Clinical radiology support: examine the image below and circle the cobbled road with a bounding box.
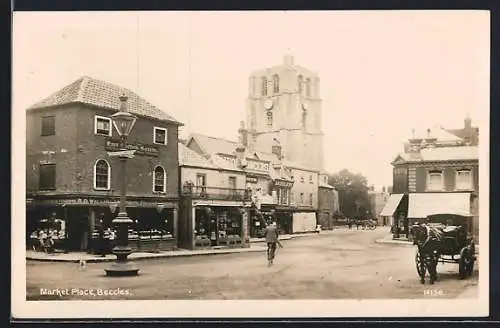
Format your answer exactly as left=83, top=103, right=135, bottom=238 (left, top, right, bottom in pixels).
left=26, top=229, right=478, bottom=300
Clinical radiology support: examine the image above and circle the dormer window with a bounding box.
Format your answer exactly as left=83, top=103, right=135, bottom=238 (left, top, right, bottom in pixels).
left=427, top=170, right=444, bottom=191
left=456, top=169, right=472, bottom=190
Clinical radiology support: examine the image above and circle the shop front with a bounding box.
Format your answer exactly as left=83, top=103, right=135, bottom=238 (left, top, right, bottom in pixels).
left=193, top=204, right=248, bottom=248
left=26, top=195, right=178, bottom=254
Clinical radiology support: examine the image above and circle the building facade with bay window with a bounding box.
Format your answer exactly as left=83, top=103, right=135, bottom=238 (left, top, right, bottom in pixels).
left=381, top=118, right=479, bottom=240
left=26, top=76, right=183, bottom=253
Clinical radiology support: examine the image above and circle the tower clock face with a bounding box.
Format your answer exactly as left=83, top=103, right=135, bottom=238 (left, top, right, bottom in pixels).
left=264, top=99, right=273, bottom=110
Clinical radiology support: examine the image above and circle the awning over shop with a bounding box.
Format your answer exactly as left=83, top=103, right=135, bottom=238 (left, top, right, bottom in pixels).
left=380, top=194, right=404, bottom=217
left=408, top=193, right=471, bottom=218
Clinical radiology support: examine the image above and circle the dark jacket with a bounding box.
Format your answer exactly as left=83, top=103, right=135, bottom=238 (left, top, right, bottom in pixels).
left=264, top=225, right=279, bottom=243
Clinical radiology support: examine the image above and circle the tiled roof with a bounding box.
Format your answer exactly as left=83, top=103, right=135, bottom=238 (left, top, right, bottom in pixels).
left=178, top=143, right=219, bottom=169
left=284, top=159, right=319, bottom=172
left=189, top=133, right=241, bottom=157
left=447, top=127, right=479, bottom=146
left=189, top=134, right=277, bottom=162
left=28, top=76, right=182, bottom=125
left=399, top=145, right=478, bottom=163
left=411, top=126, right=464, bottom=143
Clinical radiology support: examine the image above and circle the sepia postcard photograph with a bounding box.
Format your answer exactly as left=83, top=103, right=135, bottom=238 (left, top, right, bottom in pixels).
left=12, top=9, right=490, bottom=319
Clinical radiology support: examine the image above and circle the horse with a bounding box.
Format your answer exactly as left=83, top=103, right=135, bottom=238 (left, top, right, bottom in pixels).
left=411, top=224, right=444, bottom=284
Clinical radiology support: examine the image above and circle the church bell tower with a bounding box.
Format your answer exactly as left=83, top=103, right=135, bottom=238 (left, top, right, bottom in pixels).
left=245, top=55, right=324, bottom=171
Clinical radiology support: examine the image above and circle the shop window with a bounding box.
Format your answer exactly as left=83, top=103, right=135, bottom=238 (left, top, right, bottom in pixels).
left=194, top=208, right=211, bottom=242
left=273, top=74, right=280, bottom=93
left=132, top=209, right=174, bottom=241
left=94, top=159, right=111, bottom=190
left=456, top=169, right=472, bottom=190
left=95, top=115, right=112, bottom=136
left=39, top=164, right=56, bottom=190
left=427, top=170, right=444, bottom=191
left=153, top=166, right=166, bottom=193
left=154, top=127, right=168, bottom=145
left=41, top=116, right=55, bottom=136
left=217, top=209, right=242, bottom=243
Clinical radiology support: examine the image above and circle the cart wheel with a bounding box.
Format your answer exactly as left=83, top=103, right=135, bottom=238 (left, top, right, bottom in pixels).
left=415, top=249, right=426, bottom=283
left=459, top=247, right=471, bottom=279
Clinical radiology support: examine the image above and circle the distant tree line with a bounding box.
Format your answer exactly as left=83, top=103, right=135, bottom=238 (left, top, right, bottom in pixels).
left=327, top=169, right=374, bottom=220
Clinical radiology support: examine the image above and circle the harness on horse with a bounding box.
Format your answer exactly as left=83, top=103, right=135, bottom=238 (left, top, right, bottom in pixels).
left=419, top=224, right=443, bottom=250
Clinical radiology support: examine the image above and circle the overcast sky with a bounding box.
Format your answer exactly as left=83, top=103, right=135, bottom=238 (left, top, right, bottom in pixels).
left=13, top=11, right=489, bottom=189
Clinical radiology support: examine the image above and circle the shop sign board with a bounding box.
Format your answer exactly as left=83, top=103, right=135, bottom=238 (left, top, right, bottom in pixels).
left=274, top=179, right=293, bottom=188
left=105, top=139, right=159, bottom=157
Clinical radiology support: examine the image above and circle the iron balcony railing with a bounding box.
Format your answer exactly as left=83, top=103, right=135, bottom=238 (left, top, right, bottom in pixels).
left=182, top=185, right=252, bottom=201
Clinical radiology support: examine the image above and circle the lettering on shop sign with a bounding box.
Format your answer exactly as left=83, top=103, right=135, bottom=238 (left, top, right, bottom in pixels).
left=274, top=180, right=293, bottom=188
left=246, top=176, right=258, bottom=184
left=39, top=198, right=159, bottom=207
left=105, top=139, right=159, bottom=157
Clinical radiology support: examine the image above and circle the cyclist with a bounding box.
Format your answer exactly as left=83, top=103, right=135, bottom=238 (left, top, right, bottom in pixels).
left=264, top=221, right=282, bottom=266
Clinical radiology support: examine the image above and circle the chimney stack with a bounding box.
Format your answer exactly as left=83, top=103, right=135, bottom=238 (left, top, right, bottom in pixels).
left=238, top=121, right=248, bottom=147
left=424, top=128, right=437, bottom=147
left=283, top=54, right=295, bottom=66
left=271, top=138, right=282, bottom=160
left=464, top=114, right=473, bottom=144
left=408, top=128, right=423, bottom=158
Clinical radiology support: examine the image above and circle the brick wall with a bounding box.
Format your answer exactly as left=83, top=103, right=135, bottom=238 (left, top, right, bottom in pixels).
left=26, top=104, right=180, bottom=199
left=414, top=163, right=479, bottom=192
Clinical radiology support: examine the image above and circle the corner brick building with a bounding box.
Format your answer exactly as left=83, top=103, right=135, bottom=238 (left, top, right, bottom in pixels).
left=26, top=76, right=183, bottom=251
left=381, top=117, right=479, bottom=239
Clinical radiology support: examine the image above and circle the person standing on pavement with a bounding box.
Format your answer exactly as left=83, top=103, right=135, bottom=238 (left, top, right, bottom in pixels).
left=97, top=214, right=106, bottom=257
left=264, top=221, right=282, bottom=266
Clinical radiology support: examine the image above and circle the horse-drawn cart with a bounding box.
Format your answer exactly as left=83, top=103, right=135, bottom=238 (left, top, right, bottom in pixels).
left=413, top=213, right=476, bottom=284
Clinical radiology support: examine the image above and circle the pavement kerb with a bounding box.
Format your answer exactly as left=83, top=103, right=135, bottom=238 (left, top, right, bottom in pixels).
left=26, top=247, right=267, bottom=263
left=374, top=237, right=414, bottom=246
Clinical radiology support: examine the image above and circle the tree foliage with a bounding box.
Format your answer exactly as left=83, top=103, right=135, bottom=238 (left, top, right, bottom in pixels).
left=328, top=169, right=373, bottom=219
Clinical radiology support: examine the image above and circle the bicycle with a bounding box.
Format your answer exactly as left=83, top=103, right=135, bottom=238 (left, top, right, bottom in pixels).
left=266, top=240, right=283, bottom=266
left=267, top=242, right=276, bottom=265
